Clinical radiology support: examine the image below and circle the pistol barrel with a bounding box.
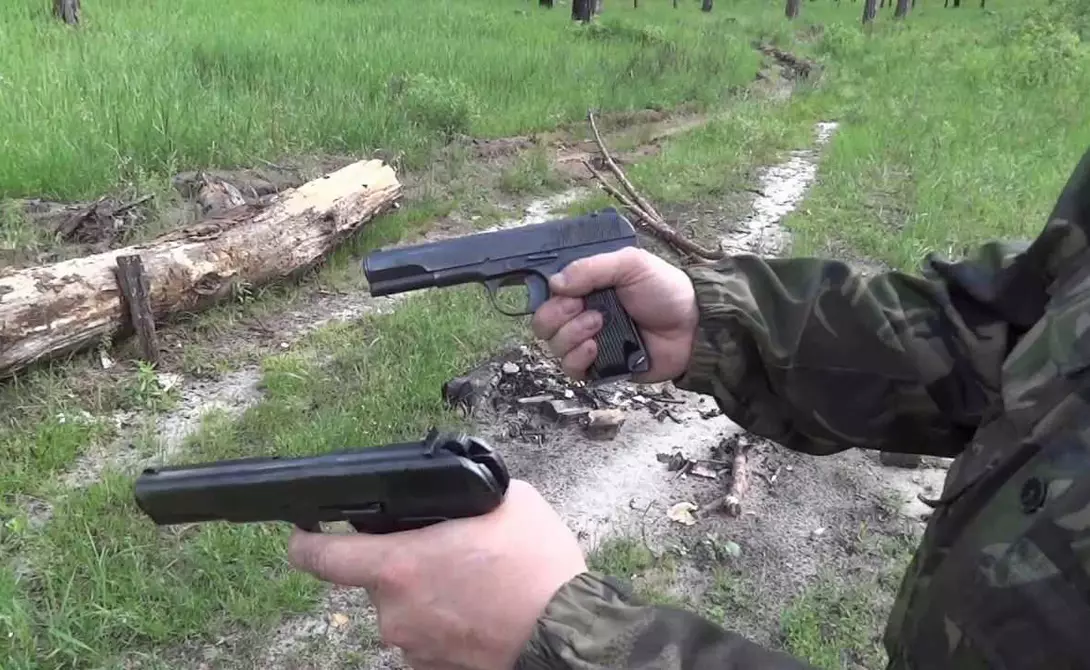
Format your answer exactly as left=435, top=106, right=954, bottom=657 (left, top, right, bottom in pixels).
left=362, top=208, right=639, bottom=298
left=133, top=435, right=509, bottom=532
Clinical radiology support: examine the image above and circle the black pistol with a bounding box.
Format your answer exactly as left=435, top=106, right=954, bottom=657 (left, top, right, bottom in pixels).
left=133, top=430, right=509, bottom=534
left=362, top=208, right=651, bottom=385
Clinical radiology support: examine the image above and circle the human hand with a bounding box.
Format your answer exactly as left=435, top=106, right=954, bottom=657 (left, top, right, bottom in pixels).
left=287, top=480, right=587, bottom=670
left=532, top=247, right=699, bottom=382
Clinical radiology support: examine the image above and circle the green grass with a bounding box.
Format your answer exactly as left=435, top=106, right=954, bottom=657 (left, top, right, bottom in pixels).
left=775, top=0, right=1090, bottom=269
left=587, top=535, right=686, bottom=607
left=0, top=0, right=761, bottom=200
left=780, top=572, right=889, bottom=670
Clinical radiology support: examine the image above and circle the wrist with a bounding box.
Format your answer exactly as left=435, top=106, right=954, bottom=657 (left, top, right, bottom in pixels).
left=672, top=268, right=727, bottom=396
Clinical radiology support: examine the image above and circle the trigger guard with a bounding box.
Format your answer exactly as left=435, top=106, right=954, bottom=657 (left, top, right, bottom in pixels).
left=524, top=274, right=551, bottom=312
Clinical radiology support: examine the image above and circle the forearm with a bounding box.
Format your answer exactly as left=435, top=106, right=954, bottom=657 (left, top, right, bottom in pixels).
left=516, top=573, right=814, bottom=670
left=675, top=250, right=1023, bottom=458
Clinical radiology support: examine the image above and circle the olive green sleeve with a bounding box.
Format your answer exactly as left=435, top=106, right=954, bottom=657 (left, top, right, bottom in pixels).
left=516, top=573, right=816, bottom=670
left=674, top=244, right=1036, bottom=458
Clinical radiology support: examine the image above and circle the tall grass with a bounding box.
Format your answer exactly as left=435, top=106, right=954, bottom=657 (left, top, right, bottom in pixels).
left=774, top=0, right=1090, bottom=268
left=0, top=0, right=760, bottom=199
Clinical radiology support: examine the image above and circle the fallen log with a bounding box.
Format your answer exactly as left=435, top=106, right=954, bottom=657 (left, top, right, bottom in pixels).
left=0, top=159, right=401, bottom=378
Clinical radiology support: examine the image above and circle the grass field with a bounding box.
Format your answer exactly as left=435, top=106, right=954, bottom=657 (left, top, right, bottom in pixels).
left=0, top=0, right=759, bottom=200
left=3, top=0, right=1090, bottom=667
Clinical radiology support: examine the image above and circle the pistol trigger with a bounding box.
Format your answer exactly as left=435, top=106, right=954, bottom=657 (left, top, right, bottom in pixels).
left=482, top=278, right=506, bottom=314
left=524, top=274, right=550, bottom=312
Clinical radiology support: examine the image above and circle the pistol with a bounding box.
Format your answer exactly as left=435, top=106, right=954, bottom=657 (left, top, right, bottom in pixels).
left=133, top=430, right=510, bottom=534
left=362, top=208, right=651, bottom=384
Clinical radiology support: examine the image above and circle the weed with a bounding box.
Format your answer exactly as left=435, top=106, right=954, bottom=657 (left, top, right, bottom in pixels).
left=120, top=362, right=179, bottom=413
left=498, top=150, right=565, bottom=195
left=780, top=573, right=888, bottom=669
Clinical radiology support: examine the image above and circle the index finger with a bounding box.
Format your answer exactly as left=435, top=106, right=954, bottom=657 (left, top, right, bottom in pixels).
left=287, top=527, right=394, bottom=588
left=548, top=247, right=642, bottom=297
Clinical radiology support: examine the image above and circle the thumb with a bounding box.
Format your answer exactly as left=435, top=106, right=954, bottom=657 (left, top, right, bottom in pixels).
left=550, top=247, right=642, bottom=297
left=287, top=526, right=393, bottom=588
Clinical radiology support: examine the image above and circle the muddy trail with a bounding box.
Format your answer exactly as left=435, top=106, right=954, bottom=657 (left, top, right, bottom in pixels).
left=119, top=121, right=950, bottom=670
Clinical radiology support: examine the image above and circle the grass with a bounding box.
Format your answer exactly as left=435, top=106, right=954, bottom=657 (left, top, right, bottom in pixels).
left=0, top=0, right=761, bottom=200
left=775, top=0, right=1090, bottom=270
left=780, top=573, right=889, bottom=669
left=4, top=0, right=1090, bottom=666
left=587, top=535, right=689, bottom=608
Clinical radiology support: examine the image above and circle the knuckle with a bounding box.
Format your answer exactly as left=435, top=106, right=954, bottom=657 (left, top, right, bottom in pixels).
left=376, top=554, right=418, bottom=596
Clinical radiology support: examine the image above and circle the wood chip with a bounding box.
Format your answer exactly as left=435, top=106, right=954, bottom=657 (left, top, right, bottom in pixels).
left=584, top=408, right=626, bottom=440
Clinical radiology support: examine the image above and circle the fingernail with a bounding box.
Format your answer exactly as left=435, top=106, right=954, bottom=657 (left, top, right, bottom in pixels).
left=580, top=311, right=601, bottom=330
left=551, top=273, right=567, bottom=291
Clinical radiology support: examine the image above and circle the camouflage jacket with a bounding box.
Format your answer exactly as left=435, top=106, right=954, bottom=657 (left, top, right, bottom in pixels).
left=517, top=148, right=1090, bottom=670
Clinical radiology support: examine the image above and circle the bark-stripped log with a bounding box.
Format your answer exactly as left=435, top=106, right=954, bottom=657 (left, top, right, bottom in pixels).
left=0, top=159, right=401, bottom=377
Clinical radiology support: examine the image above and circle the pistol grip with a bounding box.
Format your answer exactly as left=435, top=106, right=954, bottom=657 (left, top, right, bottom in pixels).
left=585, top=288, right=651, bottom=384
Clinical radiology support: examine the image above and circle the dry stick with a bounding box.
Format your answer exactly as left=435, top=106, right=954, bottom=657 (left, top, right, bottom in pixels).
left=581, top=160, right=723, bottom=261
left=582, top=160, right=646, bottom=217
left=583, top=114, right=724, bottom=260
left=724, top=442, right=751, bottom=516
left=112, top=193, right=155, bottom=217
left=587, top=111, right=667, bottom=225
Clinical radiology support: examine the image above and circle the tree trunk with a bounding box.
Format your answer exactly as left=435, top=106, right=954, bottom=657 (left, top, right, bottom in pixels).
left=592, top=0, right=603, bottom=16
left=632, top=0, right=637, bottom=8
left=895, top=0, right=910, bottom=16
left=863, top=0, right=878, bottom=23
left=672, top=0, right=678, bottom=8
left=0, top=160, right=401, bottom=378
left=785, top=0, right=801, bottom=19
left=572, top=0, right=592, bottom=22
left=701, top=0, right=712, bottom=11
left=53, top=0, right=80, bottom=25
left=539, top=0, right=553, bottom=7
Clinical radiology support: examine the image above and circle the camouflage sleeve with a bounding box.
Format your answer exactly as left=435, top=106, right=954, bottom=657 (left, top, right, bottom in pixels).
left=674, top=244, right=1037, bottom=458
left=516, top=572, right=815, bottom=670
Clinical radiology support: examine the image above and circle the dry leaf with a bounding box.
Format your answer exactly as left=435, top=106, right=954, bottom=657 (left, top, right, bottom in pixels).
left=667, top=501, right=698, bottom=526
left=330, top=612, right=349, bottom=628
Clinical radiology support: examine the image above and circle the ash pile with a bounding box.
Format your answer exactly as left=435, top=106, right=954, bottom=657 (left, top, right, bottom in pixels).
left=442, top=344, right=722, bottom=443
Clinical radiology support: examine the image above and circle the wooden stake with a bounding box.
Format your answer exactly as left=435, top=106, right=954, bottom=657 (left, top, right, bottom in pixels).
left=115, top=255, right=160, bottom=365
